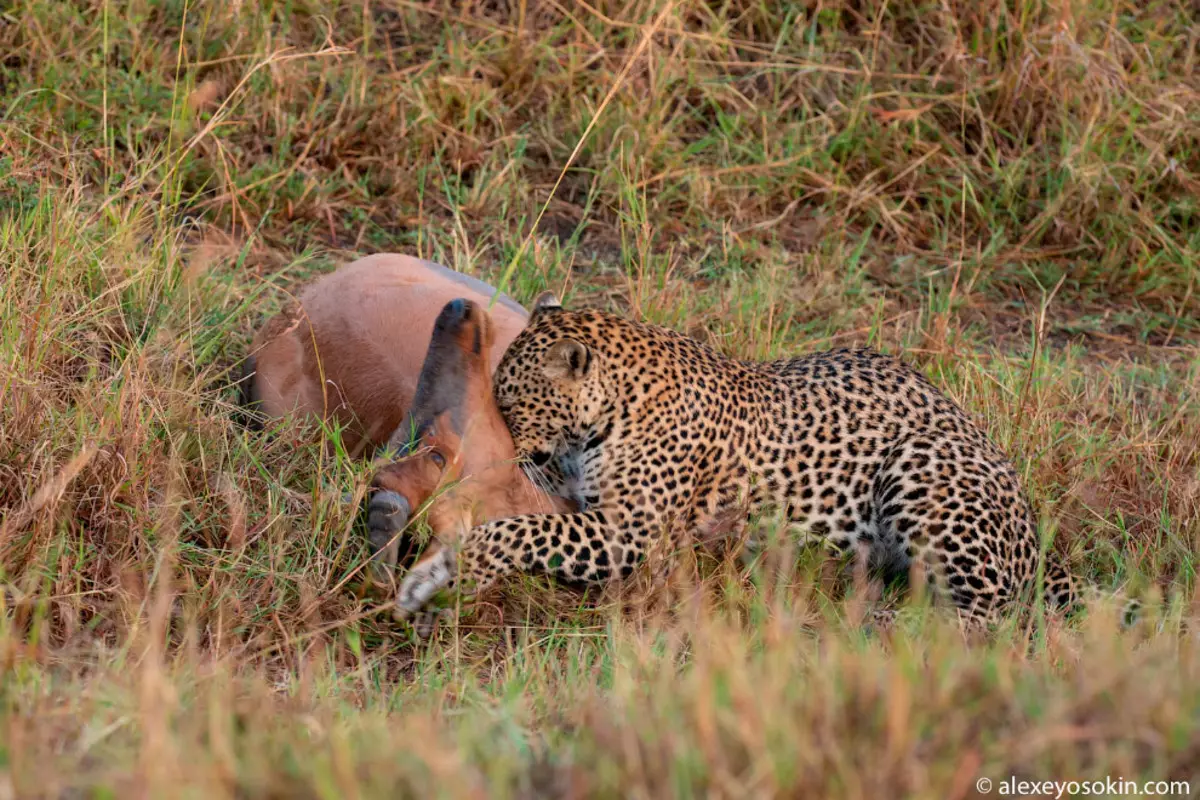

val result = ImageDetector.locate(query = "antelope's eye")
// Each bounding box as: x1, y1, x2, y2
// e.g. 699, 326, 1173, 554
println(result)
429, 450, 446, 469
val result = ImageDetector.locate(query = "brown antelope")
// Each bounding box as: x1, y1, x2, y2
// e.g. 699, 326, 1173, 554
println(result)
365, 296, 575, 591
239, 253, 530, 457
239, 254, 566, 589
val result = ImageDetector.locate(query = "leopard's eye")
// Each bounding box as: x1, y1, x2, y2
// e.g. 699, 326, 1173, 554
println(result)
429, 450, 446, 469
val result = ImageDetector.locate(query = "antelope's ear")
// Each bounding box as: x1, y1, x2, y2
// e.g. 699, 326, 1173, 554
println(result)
532, 291, 561, 313
543, 338, 591, 382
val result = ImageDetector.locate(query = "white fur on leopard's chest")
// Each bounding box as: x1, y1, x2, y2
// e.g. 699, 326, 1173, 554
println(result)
526, 449, 590, 511
557, 451, 588, 508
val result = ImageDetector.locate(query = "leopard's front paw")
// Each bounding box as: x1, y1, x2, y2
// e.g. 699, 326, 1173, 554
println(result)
393, 548, 456, 621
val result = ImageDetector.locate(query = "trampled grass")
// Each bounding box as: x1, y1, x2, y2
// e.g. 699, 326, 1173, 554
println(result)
1, 0, 1199, 796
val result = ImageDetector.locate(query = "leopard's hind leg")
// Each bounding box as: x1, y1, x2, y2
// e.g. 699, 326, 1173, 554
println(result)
870, 434, 1049, 626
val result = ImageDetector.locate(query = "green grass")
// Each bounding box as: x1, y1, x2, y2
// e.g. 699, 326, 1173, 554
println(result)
2, 0, 1199, 796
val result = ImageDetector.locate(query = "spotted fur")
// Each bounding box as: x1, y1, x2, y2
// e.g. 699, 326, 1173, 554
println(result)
395, 303, 1076, 625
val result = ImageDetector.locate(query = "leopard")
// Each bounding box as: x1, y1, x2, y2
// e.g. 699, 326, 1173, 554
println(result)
393, 294, 1077, 628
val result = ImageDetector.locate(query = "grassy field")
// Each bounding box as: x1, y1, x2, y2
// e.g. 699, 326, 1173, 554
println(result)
2, 0, 1200, 796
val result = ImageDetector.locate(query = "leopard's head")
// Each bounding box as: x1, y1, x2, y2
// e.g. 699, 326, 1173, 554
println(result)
493, 293, 609, 471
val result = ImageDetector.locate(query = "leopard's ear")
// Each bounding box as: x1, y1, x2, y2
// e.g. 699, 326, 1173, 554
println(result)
532, 291, 561, 314
543, 338, 591, 382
